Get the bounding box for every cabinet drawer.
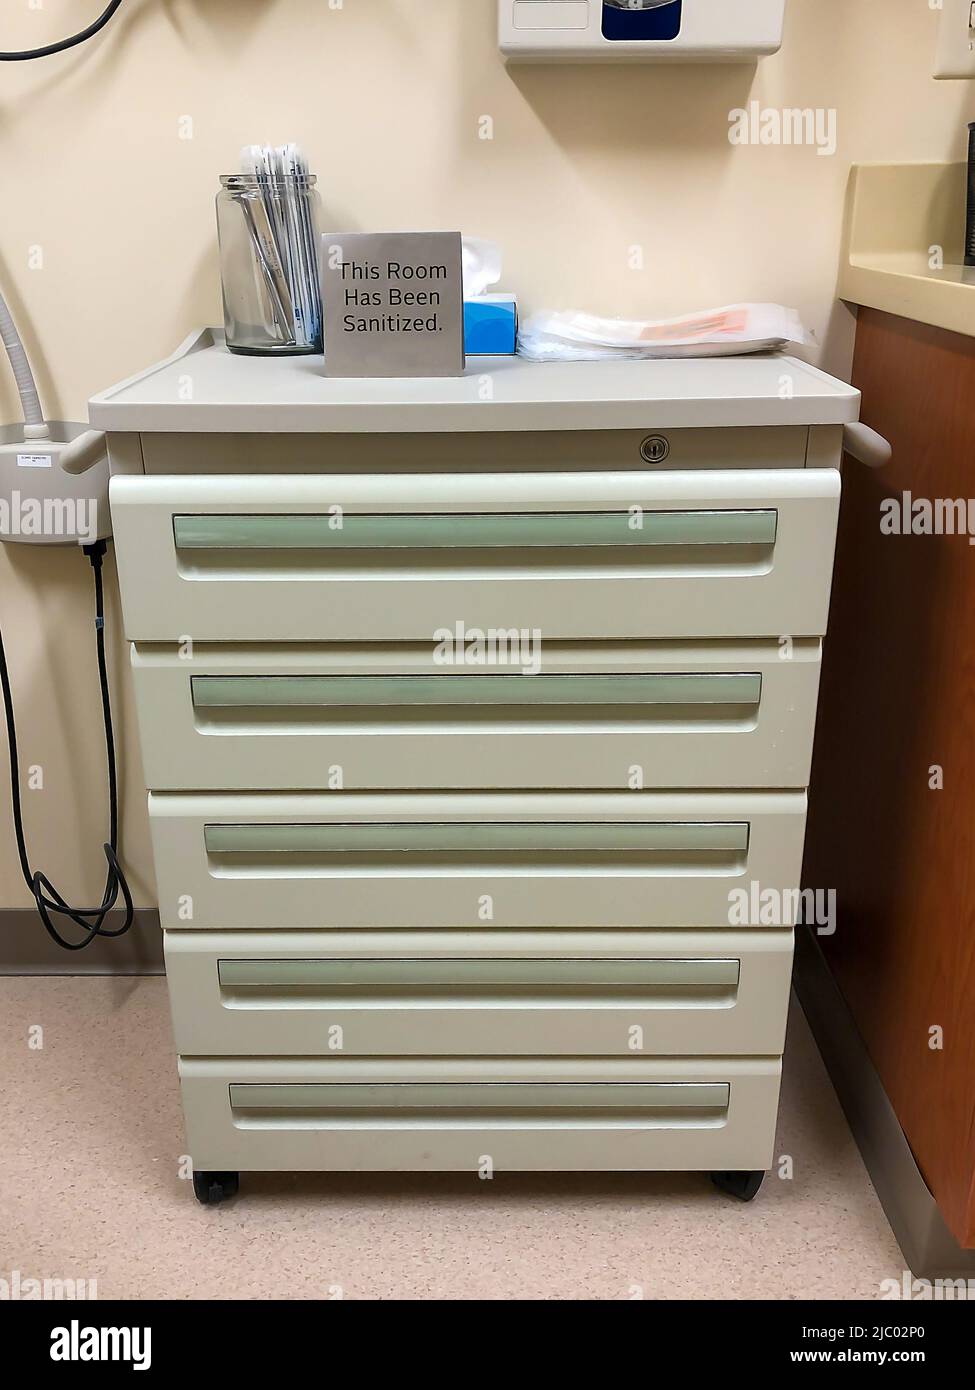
[131,640,823,790]
[148,790,806,931]
[164,928,794,1056]
[178,1056,782,1173]
[137,425,814,476]
[110,471,840,642]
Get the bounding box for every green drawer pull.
[192,672,763,710]
[229,1082,731,1112]
[217,958,742,990]
[204,821,750,855]
[173,510,778,551]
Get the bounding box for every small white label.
[17,453,53,469]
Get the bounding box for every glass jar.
[216,174,323,355]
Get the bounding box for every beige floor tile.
[0,978,904,1300]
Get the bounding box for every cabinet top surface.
[89,329,860,434]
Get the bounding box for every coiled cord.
[0,539,134,950]
[1,1,124,62]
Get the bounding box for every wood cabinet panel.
[804,308,975,1247]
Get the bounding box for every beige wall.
[0,0,970,908]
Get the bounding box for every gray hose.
[0,285,45,429]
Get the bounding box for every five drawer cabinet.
[105,390,848,1204]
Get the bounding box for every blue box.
[464,295,518,355]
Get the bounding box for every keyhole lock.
[640,434,670,464]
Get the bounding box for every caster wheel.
[192,1170,239,1205]
[710,1170,765,1203]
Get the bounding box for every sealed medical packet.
[517,303,807,361]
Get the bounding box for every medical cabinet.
[90,334,858,1204]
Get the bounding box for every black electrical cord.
[1,0,124,61]
[0,539,134,950]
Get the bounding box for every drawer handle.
[173,510,778,551]
[217,957,742,991]
[228,1081,731,1114]
[204,821,750,856]
[192,672,763,710]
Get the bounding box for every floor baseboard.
[0,908,163,974]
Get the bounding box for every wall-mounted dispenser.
[499,0,786,62]
[0,285,133,950]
